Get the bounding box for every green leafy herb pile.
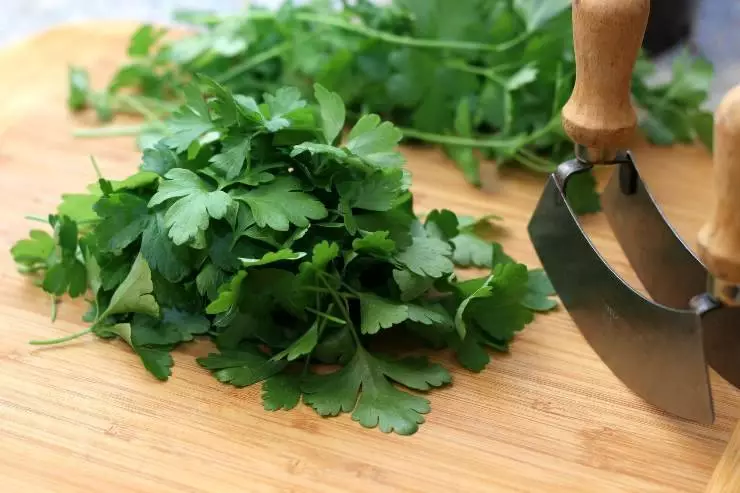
[14,81,556,435]
[68,0,714,214]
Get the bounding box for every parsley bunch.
[14,81,556,435]
[68,0,714,214]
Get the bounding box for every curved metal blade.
[602,158,707,308]
[528,165,714,423]
[694,295,740,389]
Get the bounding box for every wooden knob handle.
[698,86,740,283]
[705,421,740,493]
[561,0,650,150]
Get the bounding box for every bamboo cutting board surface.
[0,22,738,493]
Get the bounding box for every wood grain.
[706,421,740,492]
[698,84,740,284]
[562,0,650,150]
[0,22,738,493]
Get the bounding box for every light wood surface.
[698,85,740,283]
[706,421,740,492]
[562,0,650,150]
[1,22,739,493]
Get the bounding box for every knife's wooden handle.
[698,85,740,283]
[706,422,740,493]
[561,0,650,150]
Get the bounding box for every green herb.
[67,1,713,214]
[14,83,556,435]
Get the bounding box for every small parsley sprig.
[14,81,556,435]
[67,0,714,214]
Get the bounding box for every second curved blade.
[602,159,707,309]
[701,303,740,389]
[529,172,714,423]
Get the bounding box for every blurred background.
[1,0,739,108]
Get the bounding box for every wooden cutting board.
[0,22,738,493]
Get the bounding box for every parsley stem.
[116,93,164,124]
[302,286,357,299]
[50,295,58,323]
[24,215,49,224]
[305,306,347,325]
[338,281,363,299]
[73,124,152,138]
[29,327,92,346]
[446,61,508,86]
[92,92,179,119]
[399,115,561,152]
[216,42,292,85]
[400,128,524,150]
[90,156,103,180]
[318,274,362,346]
[19,265,46,274]
[173,9,275,26]
[514,154,555,173]
[293,13,525,53]
[170,10,532,54]
[516,149,558,172]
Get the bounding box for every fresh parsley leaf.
[128,25,165,57]
[141,143,180,176]
[513,0,571,32]
[133,309,210,346]
[262,374,302,411]
[303,348,450,435]
[68,66,90,111]
[445,98,480,185]
[231,166,277,187]
[42,216,87,298]
[237,87,308,132]
[523,269,558,312]
[149,168,234,245]
[454,330,492,373]
[12,230,55,272]
[308,241,340,272]
[98,253,160,321]
[138,347,175,381]
[94,193,151,253]
[196,263,229,300]
[232,177,328,231]
[94,322,175,381]
[58,193,100,224]
[451,234,494,268]
[455,263,533,342]
[198,347,287,387]
[359,294,409,335]
[353,231,396,256]
[360,293,451,334]
[392,269,434,301]
[424,209,459,241]
[271,320,320,361]
[209,135,251,180]
[454,275,494,339]
[345,114,404,168]
[140,211,192,283]
[290,142,347,159]
[206,270,247,318]
[339,168,405,212]
[43,261,87,298]
[394,236,454,278]
[314,83,346,144]
[163,85,215,153]
[241,248,306,268]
